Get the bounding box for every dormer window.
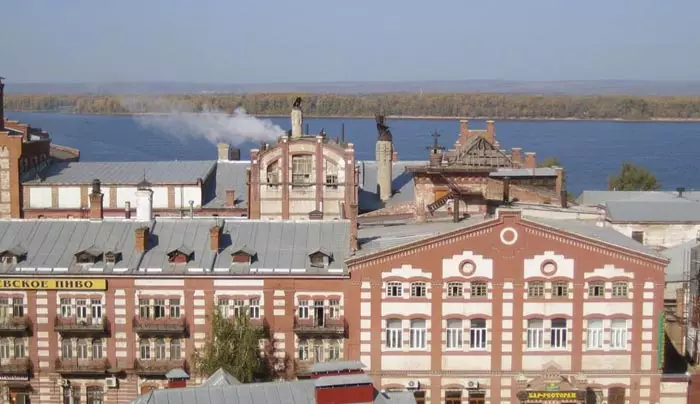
[104,251,121,264]
[0,246,27,265]
[231,246,256,264]
[167,246,193,264]
[75,247,103,264]
[1,256,15,265]
[308,248,332,268]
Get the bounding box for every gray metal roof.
[663,239,700,299]
[576,190,682,206]
[166,368,190,379]
[490,167,558,177]
[604,200,700,223]
[314,374,373,388]
[357,161,421,212]
[23,161,216,185]
[138,219,219,272]
[203,161,250,209]
[201,369,241,387]
[215,220,351,275]
[309,360,365,374]
[526,217,667,259]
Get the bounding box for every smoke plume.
[120,97,285,145]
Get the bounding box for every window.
[105,252,116,264]
[413,391,426,404]
[249,298,260,319]
[325,161,339,189]
[470,281,487,297]
[447,282,463,297]
[409,319,427,349]
[233,299,245,317]
[411,282,426,297]
[526,319,544,349]
[298,300,309,319]
[62,340,73,359]
[551,318,568,348]
[170,339,182,360]
[552,282,569,298]
[13,339,25,358]
[528,281,544,298]
[588,281,605,297]
[608,387,626,404]
[76,299,88,320]
[386,282,402,297]
[612,282,629,297]
[328,341,340,360]
[611,319,627,349]
[1,256,14,265]
[266,161,280,186]
[155,339,166,360]
[468,391,486,404]
[291,155,312,185]
[587,319,604,349]
[313,340,324,362]
[87,386,104,404]
[12,298,23,317]
[0,299,8,319]
[72,386,81,404]
[77,339,89,359]
[153,299,166,318]
[139,339,150,360]
[169,298,181,318]
[631,231,644,244]
[329,300,340,319]
[310,253,325,268]
[298,340,309,360]
[139,299,150,318]
[469,319,487,349]
[446,319,463,349]
[446,390,462,404]
[60,298,72,317]
[218,298,230,317]
[0,339,8,359]
[92,339,103,359]
[385,319,402,349]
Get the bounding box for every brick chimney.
[485,120,495,144]
[459,119,469,136]
[135,227,149,252]
[315,374,375,404]
[524,152,536,169]
[511,148,523,165]
[217,143,231,161]
[210,225,221,251]
[225,190,236,207]
[88,179,104,220]
[555,167,565,202]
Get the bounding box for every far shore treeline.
[5,93,700,120]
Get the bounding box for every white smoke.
[120,97,285,146]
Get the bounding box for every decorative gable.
[448,136,513,168]
[0,245,27,265]
[231,246,256,264]
[308,247,333,268]
[167,246,194,264]
[75,246,103,264]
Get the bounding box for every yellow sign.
[527,391,578,400]
[0,279,107,290]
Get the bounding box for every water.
[7,112,700,196]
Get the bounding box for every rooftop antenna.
[426,130,444,153]
[341,123,345,143]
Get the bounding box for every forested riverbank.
[6,93,700,120]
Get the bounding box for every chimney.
[210,225,221,251]
[555,167,565,203]
[0,77,4,131]
[376,141,392,202]
[429,150,443,167]
[524,152,536,169]
[511,148,523,165]
[135,180,153,221]
[225,190,236,207]
[217,143,231,161]
[459,119,469,136]
[485,120,495,144]
[291,105,303,138]
[88,179,104,220]
[314,374,375,404]
[124,201,131,219]
[392,151,398,162]
[230,147,240,161]
[135,227,149,252]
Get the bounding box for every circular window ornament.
[541,261,558,276]
[500,227,518,246]
[459,260,477,277]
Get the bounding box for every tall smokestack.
[135,179,153,221]
[0,77,4,131]
[375,115,393,202]
[291,97,303,138]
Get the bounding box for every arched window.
[266,161,280,187]
[170,339,181,360]
[469,319,487,349]
[526,319,544,349]
[155,338,166,360]
[139,339,150,360]
[608,387,626,404]
[410,282,426,297]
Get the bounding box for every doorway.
[313,300,325,327]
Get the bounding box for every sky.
[1,0,699,83]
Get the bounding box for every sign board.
[525,391,581,400]
[0,375,29,381]
[0,279,107,290]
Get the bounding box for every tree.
[608,162,661,191]
[538,157,561,168]
[191,308,275,382]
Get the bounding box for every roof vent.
[677,187,686,198]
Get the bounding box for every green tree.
[608,162,661,191]
[191,308,273,382]
[538,157,561,168]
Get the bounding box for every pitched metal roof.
[576,190,679,206]
[201,369,241,387]
[663,239,700,299]
[203,161,250,209]
[23,161,216,185]
[314,374,373,388]
[309,360,365,374]
[138,219,219,272]
[357,161,421,212]
[604,200,700,223]
[490,167,558,177]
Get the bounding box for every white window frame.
[249,298,260,319]
[218,298,230,317]
[527,281,545,298]
[588,281,605,297]
[298,300,309,319]
[447,282,463,297]
[469,319,487,350]
[550,318,568,349]
[526,319,544,349]
[587,319,604,349]
[410,282,426,297]
[610,319,627,349]
[386,282,403,297]
[409,319,427,349]
[385,319,402,349]
[612,282,629,298]
[470,281,488,298]
[446,319,463,349]
[298,340,309,360]
[552,282,569,298]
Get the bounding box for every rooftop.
[357,161,422,212]
[604,199,700,223]
[576,190,700,206]
[662,239,700,300]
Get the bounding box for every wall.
[610,222,700,249]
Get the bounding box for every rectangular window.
[11,298,23,317]
[76,299,88,319]
[153,299,166,318]
[62,342,73,359]
[469,319,487,349]
[386,282,403,297]
[526,319,544,349]
[170,341,182,360]
[13,339,25,358]
[325,161,339,189]
[249,298,260,319]
[218,298,230,317]
[298,342,308,361]
[0,298,9,319]
[612,282,629,297]
[409,319,427,349]
[92,340,103,359]
[169,298,181,318]
[552,282,569,298]
[470,281,487,298]
[291,155,313,185]
[87,386,104,404]
[139,299,150,318]
[447,282,463,297]
[0,339,9,359]
[328,300,340,319]
[610,319,627,349]
[328,343,340,360]
[385,319,402,349]
[411,282,426,297]
[60,298,72,317]
[140,342,150,360]
[527,281,544,298]
[77,340,88,359]
[631,231,644,244]
[233,299,245,317]
[550,318,568,348]
[91,299,102,324]
[446,390,462,404]
[446,319,463,349]
[588,281,605,297]
[298,300,309,319]
[587,319,604,349]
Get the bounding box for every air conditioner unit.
[465,380,479,389]
[105,377,118,388]
[406,380,420,390]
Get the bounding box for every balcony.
[132,316,187,336]
[54,358,110,376]
[133,359,188,377]
[294,315,346,337]
[54,315,109,336]
[0,316,31,335]
[0,358,32,377]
